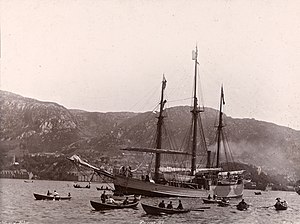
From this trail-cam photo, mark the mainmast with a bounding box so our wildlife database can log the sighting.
[191,47,200,176]
[216,86,225,168]
[154,75,167,182]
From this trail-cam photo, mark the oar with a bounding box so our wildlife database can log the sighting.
[191,209,205,212]
[232,204,252,207]
[256,205,273,209]
[195,206,211,209]
[190,206,210,212]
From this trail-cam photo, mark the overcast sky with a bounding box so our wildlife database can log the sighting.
[1,0,300,130]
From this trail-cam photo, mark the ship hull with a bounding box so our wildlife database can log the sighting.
[113,175,208,198]
[114,175,243,198]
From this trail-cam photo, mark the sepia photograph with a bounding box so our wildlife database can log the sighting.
[1,0,300,223]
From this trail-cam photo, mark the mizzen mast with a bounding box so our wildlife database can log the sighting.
[216,85,225,168]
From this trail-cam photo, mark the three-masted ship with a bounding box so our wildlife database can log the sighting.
[69,48,244,198]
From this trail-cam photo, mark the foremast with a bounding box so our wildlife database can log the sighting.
[154,76,167,182]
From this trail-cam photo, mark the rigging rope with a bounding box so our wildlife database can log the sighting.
[197,115,208,153]
[129,84,161,112]
[167,97,192,103]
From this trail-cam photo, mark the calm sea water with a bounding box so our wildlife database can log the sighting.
[0,178,300,224]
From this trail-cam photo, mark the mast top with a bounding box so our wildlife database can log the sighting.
[192,47,198,61]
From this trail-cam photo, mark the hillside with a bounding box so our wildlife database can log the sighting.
[1,90,300,180]
[0,90,79,153]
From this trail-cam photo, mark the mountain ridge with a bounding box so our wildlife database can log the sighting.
[1,90,299,180]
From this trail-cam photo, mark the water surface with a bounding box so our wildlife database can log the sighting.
[1,179,299,224]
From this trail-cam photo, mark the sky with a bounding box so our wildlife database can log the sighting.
[1,0,300,130]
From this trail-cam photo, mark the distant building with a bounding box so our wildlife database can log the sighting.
[0,169,29,179]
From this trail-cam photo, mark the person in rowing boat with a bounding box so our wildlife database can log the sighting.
[53,190,59,197]
[275,198,281,206]
[101,191,106,203]
[167,201,173,209]
[107,196,117,205]
[145,175,150,182]
[213,194,217,200]
[237,199,248,207]
[158,200,165,208]
[177,200,183,209]
[47,190,51,196]
[207,194,212,200]
[123,197,129,205]
[86,181,91,188]
[128,166,133,177]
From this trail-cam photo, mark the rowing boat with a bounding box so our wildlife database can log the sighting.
[33,193,71,200]
[90,200,139,211]
[274,201,288,210]
[74,184,90,189]
[236,203,249,211]
[141,203,190,215]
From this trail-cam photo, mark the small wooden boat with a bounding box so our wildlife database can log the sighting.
[274,201,288,210]
[24,180,34,183]
[217,200,230,207]
[254,192,262,195]
[96,187,112,191]
[141,203,190,215]
[90,200,139,211]
[236,203,249,211]
[202,198,220,204]
[33,193,71,200]
[74,184,90,189]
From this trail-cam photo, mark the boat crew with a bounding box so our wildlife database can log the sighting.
[177,200,183,209]
[145,175,150,182]
[167,201,173,209]
[53,190,58,197]
[128,166,133,177]
[101,191,106,203]
[238,199,247,207]
[158,200,165,208]
[107,196,117,204]
[123,197,129,205]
